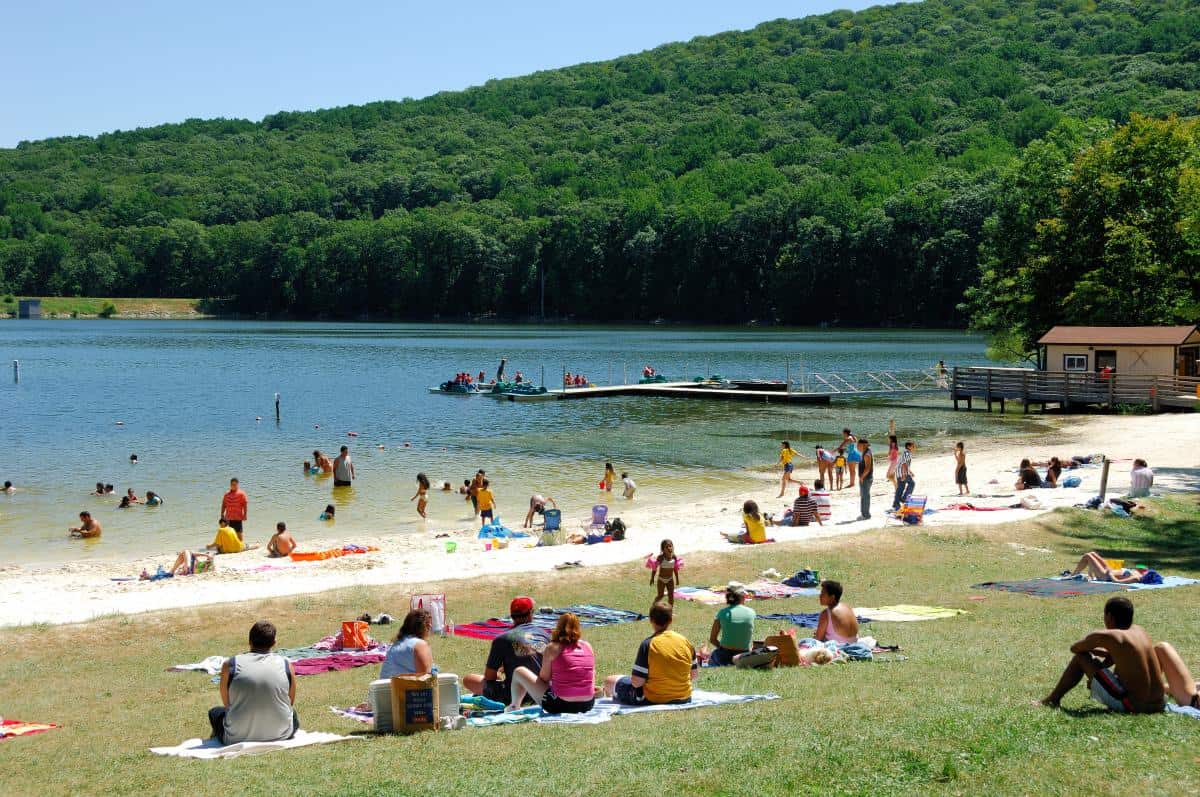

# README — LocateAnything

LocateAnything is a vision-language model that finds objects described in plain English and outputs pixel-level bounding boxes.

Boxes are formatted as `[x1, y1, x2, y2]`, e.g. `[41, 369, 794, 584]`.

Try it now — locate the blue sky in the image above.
[1, 0, 880, 147]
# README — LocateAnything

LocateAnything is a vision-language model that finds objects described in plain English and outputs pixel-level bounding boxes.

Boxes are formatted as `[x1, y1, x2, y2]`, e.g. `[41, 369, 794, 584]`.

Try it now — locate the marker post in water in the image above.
[12, 360, 17, 383]
[275, 393, 281, 424]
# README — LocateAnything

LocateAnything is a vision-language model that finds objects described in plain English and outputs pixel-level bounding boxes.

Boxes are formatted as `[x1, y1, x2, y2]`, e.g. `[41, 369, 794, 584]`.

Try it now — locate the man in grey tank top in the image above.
[208, 620, 299, 744]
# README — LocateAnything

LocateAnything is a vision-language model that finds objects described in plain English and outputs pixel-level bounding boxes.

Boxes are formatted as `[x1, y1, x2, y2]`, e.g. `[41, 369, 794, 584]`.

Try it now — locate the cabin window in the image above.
[1063, 354, 1088, 372]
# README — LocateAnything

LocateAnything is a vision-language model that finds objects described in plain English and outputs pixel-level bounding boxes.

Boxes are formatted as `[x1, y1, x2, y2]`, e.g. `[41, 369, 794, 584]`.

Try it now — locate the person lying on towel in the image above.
[1066, 552, 1149, 584]
[1037, 597, 1164, 714]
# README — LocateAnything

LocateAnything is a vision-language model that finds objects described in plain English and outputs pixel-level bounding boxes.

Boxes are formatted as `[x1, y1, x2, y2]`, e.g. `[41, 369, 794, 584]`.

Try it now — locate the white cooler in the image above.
[369, 673, 460, 732]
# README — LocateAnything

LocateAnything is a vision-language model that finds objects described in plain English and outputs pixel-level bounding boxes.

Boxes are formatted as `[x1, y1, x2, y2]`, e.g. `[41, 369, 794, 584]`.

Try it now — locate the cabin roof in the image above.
[1037, 325, 1199, 346]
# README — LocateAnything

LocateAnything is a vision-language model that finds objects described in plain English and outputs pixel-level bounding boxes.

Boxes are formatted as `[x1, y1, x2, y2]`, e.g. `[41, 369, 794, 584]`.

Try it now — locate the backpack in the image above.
[605, 518, 626, 541]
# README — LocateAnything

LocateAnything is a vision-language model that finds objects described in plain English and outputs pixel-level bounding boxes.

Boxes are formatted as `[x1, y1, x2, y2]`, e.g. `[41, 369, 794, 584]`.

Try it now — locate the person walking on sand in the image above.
[411, 473, 430, 519]
[332, 446, 355, 488]
[856, 439, 873, 521]
[220, 478, 248, 541]
[776, 441, 796, 497]
[891, 441, 915, 512]
[955, 442, 969, 496]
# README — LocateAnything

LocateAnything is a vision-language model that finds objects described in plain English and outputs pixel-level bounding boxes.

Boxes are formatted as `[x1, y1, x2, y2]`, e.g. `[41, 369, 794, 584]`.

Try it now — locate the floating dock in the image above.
[551, 381, 831, 403]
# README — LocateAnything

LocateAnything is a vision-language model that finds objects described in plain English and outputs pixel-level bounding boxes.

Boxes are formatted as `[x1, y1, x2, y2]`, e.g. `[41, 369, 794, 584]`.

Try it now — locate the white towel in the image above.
[150, 730, 361, 759]
[168, 656, 226, 675]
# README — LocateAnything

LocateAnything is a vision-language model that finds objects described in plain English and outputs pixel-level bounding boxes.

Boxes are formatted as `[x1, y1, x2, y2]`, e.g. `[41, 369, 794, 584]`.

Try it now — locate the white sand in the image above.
[1, 413, 1195, 627]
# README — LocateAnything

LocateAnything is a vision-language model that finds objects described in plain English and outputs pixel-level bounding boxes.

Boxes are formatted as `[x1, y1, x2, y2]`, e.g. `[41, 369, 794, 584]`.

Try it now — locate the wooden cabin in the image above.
[1037, 325, 1200, 377]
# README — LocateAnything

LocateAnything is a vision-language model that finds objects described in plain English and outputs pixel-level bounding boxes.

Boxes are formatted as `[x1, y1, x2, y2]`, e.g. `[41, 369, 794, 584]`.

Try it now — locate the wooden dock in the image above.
[552, 382, 831, 403]
[952, 367, 1200, 413]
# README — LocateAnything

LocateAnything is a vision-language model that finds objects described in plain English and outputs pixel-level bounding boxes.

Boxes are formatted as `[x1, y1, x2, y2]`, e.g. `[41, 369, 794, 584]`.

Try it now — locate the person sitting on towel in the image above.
[462, 596, 544, 707]
[706, 582, 755, 667]
[603, 601, 697, 705]
[814, 580, 858, 644]
[1067, 552, 1148, 584]
[723, 500, 767, 544]
[1038, 596, 1165, 713]
[209, 620, 299, 744]
[1015, 459, 1043, 491]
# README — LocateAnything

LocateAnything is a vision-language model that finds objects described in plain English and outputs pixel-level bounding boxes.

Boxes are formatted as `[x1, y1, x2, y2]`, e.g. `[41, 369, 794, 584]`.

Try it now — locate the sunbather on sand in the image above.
[1067, 552, 1145, 584]
[1038, 596, 1165, 713]
[170, 550, 214, 575]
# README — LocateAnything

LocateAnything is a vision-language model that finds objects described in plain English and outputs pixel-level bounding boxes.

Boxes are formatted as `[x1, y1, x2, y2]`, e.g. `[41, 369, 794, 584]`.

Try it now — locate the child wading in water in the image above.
[649, 539, 681, 605]
[603, 462, 616, 492]
[955, 442, 969, 495]
[411, 472, 430, 518]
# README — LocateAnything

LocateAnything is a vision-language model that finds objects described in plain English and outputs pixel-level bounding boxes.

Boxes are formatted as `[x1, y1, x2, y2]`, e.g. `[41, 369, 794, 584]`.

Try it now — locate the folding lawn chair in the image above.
[589, 504, 608, 532]
[543, 508, 562, 532]
[896, 496, 928, 525]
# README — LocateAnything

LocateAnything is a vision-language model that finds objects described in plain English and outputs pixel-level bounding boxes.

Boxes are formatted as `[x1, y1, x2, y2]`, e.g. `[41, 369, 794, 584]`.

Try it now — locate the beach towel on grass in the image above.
[150, 731, 361, 759]
[974, 579, 1132, 598]
[1, 719, 61, 739]
[854, 605, 967, 621]
[1126, 576, 1200, 591]
[677, 582, 818, 605]
[449, 604, 644, 641]
[759, 612, 873, 628]
[171, 648, 385, 677]
[466, 691, 780, 727]
[1167, 704, 1200, 720]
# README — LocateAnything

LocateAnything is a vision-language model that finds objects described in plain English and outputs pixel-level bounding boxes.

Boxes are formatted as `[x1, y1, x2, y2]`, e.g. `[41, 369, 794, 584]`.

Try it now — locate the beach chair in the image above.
[589, 505, 608, 532]
[543, 508, 562, 532]
[896, 496, 928, 525]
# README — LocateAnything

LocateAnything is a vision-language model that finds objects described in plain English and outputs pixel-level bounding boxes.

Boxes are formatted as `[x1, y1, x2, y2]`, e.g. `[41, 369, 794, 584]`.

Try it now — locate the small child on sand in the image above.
[649, 539, 681, 605]
[955, 442, 969, 495]
[411, 473, 430, 518]
[833, 448, 846, 490]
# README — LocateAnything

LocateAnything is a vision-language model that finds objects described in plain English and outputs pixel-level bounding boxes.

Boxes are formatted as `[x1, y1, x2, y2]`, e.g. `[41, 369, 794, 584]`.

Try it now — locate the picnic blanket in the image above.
[292, 652, 386, 675]
[289, 544, 378, 562]
[973, 575, 1199, 598]
[676, 580, 818, 605]
[1, 719, 61, 739]
[1167, 704, 1200, 720]
[331, 691, 779, 729]
[759, 612, 873, 628]
[854, 605, 967, 621]
[149, 730, 361, 759]
[449, 604, 644, 641]
[171, 644, 387, 677]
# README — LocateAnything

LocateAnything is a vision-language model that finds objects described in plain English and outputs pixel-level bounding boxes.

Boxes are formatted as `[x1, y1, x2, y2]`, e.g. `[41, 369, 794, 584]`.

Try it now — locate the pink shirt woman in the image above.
[506, 613, 597, 714]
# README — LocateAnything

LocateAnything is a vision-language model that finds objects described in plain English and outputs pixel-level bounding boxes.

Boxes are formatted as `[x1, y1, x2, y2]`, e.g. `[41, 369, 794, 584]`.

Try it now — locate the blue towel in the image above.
[760, 612, 872, 628]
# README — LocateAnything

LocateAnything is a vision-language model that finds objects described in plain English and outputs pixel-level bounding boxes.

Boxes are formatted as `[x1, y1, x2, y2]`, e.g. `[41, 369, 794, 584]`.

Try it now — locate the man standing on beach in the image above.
[891, 441, 915, 512]
[220, 478, 248, 541]
[856, 439, 873, 521]
[333, 446, 355, 488]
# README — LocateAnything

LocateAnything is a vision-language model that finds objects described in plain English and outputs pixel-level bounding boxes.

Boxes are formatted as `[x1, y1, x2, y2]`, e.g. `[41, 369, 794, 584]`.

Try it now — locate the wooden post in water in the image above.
[786, 361, 791, 395]
[540, 365, 545, 389]
[12, 360, 17, 383]
[1098, 456, 1111, 502]
[608, 363, 612, 386]
[274, 393, 280, 424]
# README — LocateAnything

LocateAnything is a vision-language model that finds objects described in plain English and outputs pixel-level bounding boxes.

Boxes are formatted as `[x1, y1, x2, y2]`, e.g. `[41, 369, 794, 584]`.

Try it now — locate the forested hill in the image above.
[1, 0, 1198, 324]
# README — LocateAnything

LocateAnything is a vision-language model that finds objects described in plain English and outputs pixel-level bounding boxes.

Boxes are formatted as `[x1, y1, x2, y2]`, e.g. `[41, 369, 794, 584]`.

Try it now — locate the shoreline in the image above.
[1, 413, 1196, 628]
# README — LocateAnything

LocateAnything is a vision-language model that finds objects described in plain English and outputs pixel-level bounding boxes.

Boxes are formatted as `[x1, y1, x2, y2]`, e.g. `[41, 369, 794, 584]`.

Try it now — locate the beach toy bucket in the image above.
[445, 541, 457, 553]
[603, 535, 612, 543]
[484, 542, 492, 551]
[1105, 559, 1124, 570]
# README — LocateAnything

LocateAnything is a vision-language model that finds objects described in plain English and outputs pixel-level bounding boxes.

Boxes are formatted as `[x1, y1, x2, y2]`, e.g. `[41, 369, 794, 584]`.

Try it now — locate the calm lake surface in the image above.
[0, 322, 1036, 567]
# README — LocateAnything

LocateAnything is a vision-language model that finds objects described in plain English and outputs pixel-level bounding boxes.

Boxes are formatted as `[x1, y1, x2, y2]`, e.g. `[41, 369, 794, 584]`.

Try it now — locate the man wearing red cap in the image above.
[790, 484, 822, 527]
[463, 596, 545, 706]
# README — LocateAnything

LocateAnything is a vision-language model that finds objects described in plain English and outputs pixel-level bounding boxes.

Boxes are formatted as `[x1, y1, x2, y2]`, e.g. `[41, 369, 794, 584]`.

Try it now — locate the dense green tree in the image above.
[1, 0, 1199, 324]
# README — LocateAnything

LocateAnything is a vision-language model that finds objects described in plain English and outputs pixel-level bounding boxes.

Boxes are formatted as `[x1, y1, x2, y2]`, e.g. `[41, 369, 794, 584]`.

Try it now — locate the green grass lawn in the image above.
[2, 498, 1199, 796]
[2, 297, 204, 318]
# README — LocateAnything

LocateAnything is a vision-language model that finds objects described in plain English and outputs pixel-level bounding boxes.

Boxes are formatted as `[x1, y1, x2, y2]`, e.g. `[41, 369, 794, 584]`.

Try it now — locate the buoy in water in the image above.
[403, 442, 412, 448]
[255, 417, 262, 422]
[348, 431, 359, 437]
[115, 421, 124, 426]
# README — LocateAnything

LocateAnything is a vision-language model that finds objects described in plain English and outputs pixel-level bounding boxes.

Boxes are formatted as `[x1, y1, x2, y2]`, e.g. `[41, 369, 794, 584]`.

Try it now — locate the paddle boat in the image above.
[428, 380, 489, 396]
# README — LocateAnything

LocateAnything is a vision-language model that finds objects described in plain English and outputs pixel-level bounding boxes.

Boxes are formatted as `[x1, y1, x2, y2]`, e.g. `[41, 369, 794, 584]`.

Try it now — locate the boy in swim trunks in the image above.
[1038, 596, 1165, 714]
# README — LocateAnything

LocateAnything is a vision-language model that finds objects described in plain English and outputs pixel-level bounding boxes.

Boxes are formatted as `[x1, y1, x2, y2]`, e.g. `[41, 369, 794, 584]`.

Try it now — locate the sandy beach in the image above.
[1, 413, 1195, 627]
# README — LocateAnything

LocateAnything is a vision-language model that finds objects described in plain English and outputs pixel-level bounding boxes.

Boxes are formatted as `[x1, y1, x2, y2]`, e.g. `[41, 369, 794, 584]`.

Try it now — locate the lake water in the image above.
[0, 322, 1039, 566]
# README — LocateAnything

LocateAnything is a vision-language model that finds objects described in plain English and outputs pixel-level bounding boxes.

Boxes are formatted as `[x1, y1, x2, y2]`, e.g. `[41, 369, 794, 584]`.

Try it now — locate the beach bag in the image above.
[341, 620, 370, 650]
[411, 593, 447, 634]
[734, 645, 779, 670]
[1062, 476, 1082, 488]
[764, 634, 800, 667]
[784, 569, 819, 588]
[1020, 495, 1043, 510]
[606, 518, 626, 541]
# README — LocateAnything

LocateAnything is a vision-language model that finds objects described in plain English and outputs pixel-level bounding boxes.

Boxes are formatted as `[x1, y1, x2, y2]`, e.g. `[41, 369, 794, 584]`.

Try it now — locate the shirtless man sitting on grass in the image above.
[1038, 596, 1165, 714]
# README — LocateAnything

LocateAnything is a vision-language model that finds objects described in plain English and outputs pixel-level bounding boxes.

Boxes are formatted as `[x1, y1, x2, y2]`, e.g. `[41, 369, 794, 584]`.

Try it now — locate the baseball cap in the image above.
[510, 596, 535, 615]
[726, 581, 746, 597]
[798, 485, 810, 495]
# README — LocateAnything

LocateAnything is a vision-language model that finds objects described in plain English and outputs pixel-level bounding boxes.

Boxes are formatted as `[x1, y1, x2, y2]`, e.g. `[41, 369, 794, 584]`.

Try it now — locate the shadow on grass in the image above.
[1048, 496, 1200, 573]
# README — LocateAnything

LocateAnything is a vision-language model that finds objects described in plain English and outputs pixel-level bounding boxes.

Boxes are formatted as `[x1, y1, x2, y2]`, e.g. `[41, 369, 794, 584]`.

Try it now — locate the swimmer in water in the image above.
[70, 511, 102, 538]
[319, 503, 336, 521]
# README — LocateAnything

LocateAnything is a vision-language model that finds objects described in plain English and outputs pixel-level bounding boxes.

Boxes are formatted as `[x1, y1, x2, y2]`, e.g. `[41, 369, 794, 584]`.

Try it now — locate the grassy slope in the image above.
[2, 498, 1199, 796]
[2, 297, 204, 318]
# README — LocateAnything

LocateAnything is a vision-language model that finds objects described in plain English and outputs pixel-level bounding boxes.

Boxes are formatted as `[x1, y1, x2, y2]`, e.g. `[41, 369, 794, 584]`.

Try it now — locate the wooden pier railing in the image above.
[951, 367, 1200, 413]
